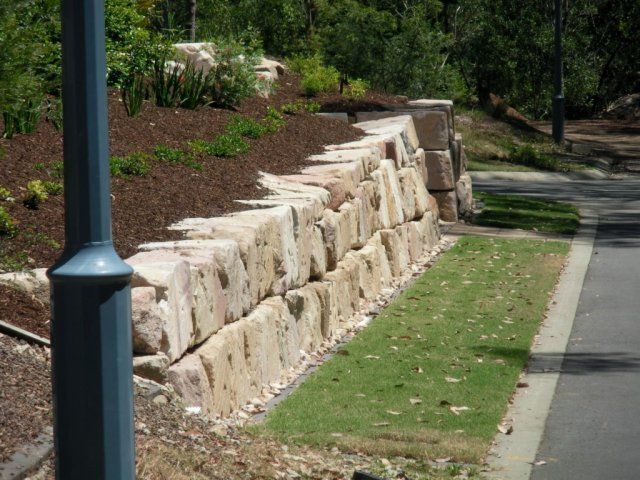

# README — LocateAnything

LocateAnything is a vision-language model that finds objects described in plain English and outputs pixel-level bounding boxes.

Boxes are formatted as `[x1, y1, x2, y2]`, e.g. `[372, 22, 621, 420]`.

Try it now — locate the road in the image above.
[473, 173, 640, 480]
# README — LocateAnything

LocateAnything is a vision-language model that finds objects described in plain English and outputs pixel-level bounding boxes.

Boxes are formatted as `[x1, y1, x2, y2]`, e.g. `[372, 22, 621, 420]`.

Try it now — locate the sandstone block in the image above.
[168, 354, 215, 416]
[279, 173, 350, 211]
[355, 181, 379, 242]
[133, 353, 170, 383]
[323, 258, 360, 325]
[367, 232, 393, 288]
[285, 285, 324, 353]
[0, 268, 50, 305]
[308, 148, 382, 174]
[308, 281, 339, 339]
[241, 304, 283, 391]
[261, 296, 301, 371]
[310, 225, 327, 279]
[425, 150, 455, 190]
[318, 208, 352, 270]
[397, 169, 417, 221]
[412, 148, 428, 186]
[126, 255, 194, 362]
[326, 132, 409, 169]
[456, 173, 473, 216]
[404, 222, 424, 261]
[353, 115, 420, 154]
[428, 194, 440, 220]
[346, 245, 383, 300]
[258, 172, 331, 209]
[378, 160, 405, 227]
[431, 190, 459, 222]
[380, 229, 409, 277]
[131, 287, 164, 354]
[369, 107, 451, 151]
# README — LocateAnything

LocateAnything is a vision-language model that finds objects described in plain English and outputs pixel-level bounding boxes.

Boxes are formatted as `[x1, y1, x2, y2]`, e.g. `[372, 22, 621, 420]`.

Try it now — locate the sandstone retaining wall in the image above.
[0, 103, 472, 419]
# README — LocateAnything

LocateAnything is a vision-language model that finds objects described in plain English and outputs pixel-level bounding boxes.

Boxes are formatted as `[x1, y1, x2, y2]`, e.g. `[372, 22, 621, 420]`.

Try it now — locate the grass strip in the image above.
[262, 236, 569, 463]
[474, 192, 580, 235]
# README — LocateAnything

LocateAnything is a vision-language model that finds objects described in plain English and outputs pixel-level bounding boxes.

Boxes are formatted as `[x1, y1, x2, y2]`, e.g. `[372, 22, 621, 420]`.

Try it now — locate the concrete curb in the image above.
[0, 428, 53, 480]
[484, 209, 598, 480]
[469, 171, 609, 182]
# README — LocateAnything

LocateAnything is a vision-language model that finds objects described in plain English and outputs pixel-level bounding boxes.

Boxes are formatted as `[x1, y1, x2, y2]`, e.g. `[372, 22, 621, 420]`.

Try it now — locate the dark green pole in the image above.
[552, 0, 565, 144]
[47, 0, 135, 478]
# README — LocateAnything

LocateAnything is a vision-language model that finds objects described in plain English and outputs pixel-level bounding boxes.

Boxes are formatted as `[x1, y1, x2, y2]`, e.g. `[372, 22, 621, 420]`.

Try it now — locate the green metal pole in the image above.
[47, 0, 135, 478]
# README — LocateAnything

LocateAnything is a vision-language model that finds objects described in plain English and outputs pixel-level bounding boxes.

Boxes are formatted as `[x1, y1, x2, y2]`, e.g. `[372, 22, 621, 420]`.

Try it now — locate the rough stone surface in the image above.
[308, 148, 382, 174]
[127, 253, 194, 362]
[353, 115, 420, 154]
[424, 150, 455, 190]
[319, 208, 353, 270]
[167, 353, 215, 416]
[131, 286, 164, 354]
[456, 173, 474, 216]
[308, 281, 339, 339]
[0, 269, 49, 305]
[379, 160, 406, 227]
[133, 353, 170, 383]
[364, 109, 450, 151]
[380, 229, 409, 277]
[431, 190, 459, 222]
[285, 285, 324, 353]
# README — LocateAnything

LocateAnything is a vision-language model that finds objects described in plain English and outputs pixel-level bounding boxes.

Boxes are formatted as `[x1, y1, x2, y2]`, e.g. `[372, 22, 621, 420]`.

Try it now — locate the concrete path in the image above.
[471, 172, 640, 480]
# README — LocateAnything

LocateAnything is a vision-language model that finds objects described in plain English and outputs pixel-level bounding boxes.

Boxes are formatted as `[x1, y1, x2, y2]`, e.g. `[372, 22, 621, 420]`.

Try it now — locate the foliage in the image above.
[45, 97, 63, 131]
[23, 180, 48, 209]
[50, 161, 64, 178]
[179, 60, 213, 109]
[188, 135, 249, 157]
[263, 106, 286, 133]
[2, 96, 43, 139]
[153, 145, 202, 170]
[0, 207, 16, 237]
[205, 40, 260, 108]
[507, 145, 559, 171]
[343, 78, 369, 100]
[151, 55, 184, 107]
[289, 55, 339, 96]
[110, 152, 151, 177]
[122, 73, 147, 117]
[280, 101, 321, 115]
[226, 115, 268, 139]
[0, 187, 11, 201]
[42, 180, 63, 196]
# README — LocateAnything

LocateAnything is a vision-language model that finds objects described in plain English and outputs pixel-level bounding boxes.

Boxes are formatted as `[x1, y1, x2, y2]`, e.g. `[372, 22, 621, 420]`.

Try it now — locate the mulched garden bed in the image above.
[0, 74, 404, 337]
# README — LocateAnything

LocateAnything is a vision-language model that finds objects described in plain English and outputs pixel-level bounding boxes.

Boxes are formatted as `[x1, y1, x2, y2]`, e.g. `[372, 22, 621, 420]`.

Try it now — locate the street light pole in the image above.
[552, 0, 565, 144]
[47, 0, 135, 478]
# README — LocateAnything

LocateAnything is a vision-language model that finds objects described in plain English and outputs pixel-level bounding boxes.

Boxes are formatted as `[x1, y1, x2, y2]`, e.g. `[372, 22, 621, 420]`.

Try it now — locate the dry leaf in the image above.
[409, 398, 422, 405]
[533, 460, 547, 466]
[386, 410, 402, 415]
[498, 424, 514, 435]
[445, 377, 461, 383]
[449, 406, 470, 415]
[516, 382, 529, 388]
[365, 355, 380, 360]
[373, 422, 390, 427]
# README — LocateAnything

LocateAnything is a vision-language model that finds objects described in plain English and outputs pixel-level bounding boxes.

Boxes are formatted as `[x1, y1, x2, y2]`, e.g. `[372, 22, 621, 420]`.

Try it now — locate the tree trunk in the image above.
[186, 0, 196, 42]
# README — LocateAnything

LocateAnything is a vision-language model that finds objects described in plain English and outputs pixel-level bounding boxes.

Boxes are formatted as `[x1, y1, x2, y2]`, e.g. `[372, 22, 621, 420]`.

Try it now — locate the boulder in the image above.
[368, 107, 451, 151]
[126, 254, 194, 363]
[310, 225, 327, 279]
[355, 181, 379, 242]
[378, 160, 406, 227]
[412, 148, 428, 186]
[353, 115, 420, 154]
[424, 150, 455, 191]
[367, 232, 393, 288]
[167, 354, 215, 416]
[323, 259, 360, 325]
[404, 222, 424, 261]
[0, 268, 50, 305]
[318, 208, 353, 270]
[346, 245, 383, 301]
[141, 239, 251, 324]
[380, 229, 409, 277]
[307, 147, 382, 174]
[285, 285, 324, 353]
[131, 287, 164, 354]
[326, 132, 410, 169]
[261, 296, 301, 371]
[431, 190, 459, 222]
[279, 173, 350, 211]
[133, 353, 170, 383]
[258, 172, 331, 209]
[241, 304, 284, 391]
[308, 281, 339, 339]
[301, 161, 365, 200]
[428, 195, 440, 220]
[456, 173, 474, 216]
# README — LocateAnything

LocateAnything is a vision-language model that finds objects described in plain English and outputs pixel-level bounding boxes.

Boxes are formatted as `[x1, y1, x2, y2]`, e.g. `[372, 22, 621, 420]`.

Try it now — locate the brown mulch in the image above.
[0, 335, 52, 462]
[0, 285, 50, 338]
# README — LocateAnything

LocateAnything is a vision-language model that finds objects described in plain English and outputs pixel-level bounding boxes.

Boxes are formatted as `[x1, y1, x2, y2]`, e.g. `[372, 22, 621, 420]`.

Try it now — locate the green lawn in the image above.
[261, 236, 569, 464]
[474, 192, 580, 235]
[467, 159, 538, 172]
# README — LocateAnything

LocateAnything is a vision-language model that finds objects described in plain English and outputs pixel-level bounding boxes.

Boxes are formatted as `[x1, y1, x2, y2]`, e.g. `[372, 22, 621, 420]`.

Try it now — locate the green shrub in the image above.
[45, 97, 63, 131]
[179, 60, 213, 110]
[110, 152, 151, 177]
[263, 106, 286, 133]
[151, 55, 183, 107]
[343, 78, 368, 99]
[509, 145, 559, 171]
[2, 95, 43, 139]
[0, 206, 16, 236]
[153, 145, 202, 170]
[205, 40, 260, 108]
[226, 115, 268, 138]
[43, 181, 63, 196]
[23, 180, 48, 209]
[51, 161, 64, 178]
[0, 187, 11, 201]
[188, 135, 249, 157]
[280, 101, 321, 114]
[122, 73, 147, 117]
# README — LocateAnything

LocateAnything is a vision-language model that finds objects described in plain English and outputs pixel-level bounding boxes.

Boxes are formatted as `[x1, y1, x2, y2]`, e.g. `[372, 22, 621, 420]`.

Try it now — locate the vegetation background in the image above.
[0, 0, 638, 128]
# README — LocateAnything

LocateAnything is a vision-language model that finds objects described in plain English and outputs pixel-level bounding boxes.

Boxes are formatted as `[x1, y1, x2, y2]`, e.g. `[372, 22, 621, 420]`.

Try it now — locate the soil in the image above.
[0, 285, 50, 338]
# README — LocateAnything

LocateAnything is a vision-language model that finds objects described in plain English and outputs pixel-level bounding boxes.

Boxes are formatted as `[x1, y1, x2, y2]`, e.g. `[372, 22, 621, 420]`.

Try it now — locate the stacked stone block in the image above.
[355, 100, 473, 221]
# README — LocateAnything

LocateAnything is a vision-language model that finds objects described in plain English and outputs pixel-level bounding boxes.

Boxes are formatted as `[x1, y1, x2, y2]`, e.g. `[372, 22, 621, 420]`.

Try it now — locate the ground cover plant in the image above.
[262, 236, 569, 463]
[473, 192, 580, 235]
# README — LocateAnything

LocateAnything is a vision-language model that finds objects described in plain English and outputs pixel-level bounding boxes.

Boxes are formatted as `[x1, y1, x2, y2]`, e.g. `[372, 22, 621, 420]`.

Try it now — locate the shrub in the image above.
[43, 181, 63, 196]
[45, 97, 63, 131]
[0, 187, 11, 201]
[179, 60, 213, 110]
[204, 40, 260, 108]
[280, 101, 321, 114]
[188, 135, 249, 157]
[226, 115, 268, 138]
[153, 145, 202, 170]
[151, 55, 183, 107]
[51, 160, 64, 178]
[122, 73, 147, 117]
[290, 55, 339, 96]
[2, 94, 43, 139]
[263, 106, 286, 133]
[343, 78, 368, 99]
[23, 180, 48, 209]
[0, 206, 16, 236]
[110, 152, 151, 177]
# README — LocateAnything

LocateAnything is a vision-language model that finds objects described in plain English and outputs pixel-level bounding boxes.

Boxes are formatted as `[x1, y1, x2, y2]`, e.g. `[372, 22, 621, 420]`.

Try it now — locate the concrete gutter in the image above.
[484, 209, 598, 480]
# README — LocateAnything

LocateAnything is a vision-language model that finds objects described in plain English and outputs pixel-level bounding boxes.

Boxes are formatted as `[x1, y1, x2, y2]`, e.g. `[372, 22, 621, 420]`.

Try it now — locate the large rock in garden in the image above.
[355, 181, 380, 242]
[260, 296, 301, 371]
[308, 281, 339, 339]
[424, 150, 455, 191]
[168, 354, 215, 416]
[345, 244, 384, 301]
[131, 286, 164, 354]
[308, 148, 382, 174]
[326, 132, 410, 169]
[378, 160, 406, 227]
[379, 229, 409, 277]
[431, 190, 459, 222]
[353, 115, 420, 155]
[140, 239, 251, 325]
[258, 172, 331, 210]
[280, 172, 351, 211]
[285, 285, 324, 353]
[133, 353, 170, 383]
[0, 268, 50, 305]
[323, 258, 360, 326]
[456, 173, 474, 216]
[367, 232, 394, 289]
[318, 207, 354, 270]
[126, 254, 194, 363]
